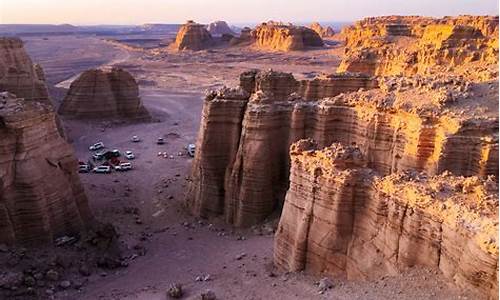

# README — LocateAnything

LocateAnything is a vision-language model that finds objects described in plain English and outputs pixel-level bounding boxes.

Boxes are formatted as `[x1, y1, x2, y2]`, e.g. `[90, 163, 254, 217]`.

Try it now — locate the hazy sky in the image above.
[1, 0, 498, 25]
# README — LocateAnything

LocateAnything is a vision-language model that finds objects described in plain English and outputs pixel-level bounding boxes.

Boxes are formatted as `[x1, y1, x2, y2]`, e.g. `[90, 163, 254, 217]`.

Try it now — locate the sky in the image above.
[0, 0, 498, 25]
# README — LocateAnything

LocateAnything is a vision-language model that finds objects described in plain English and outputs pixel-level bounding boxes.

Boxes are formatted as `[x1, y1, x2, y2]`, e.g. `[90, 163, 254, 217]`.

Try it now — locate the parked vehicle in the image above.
[125, 151, 135, 159]
[157, 137, 165, 145]
[115, 162, 132, 171]
[93, 151, 105, 160]
[131, 136, 141, 142]
[78, 164, 90, 173]
[187, 144, 196, 157]
[93, 165, 111, 173]
[89, 142, 104, 151]
[103, 149, 121, 160]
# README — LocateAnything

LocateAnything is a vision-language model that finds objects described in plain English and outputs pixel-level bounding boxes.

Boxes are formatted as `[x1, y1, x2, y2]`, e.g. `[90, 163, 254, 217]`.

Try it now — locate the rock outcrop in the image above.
[0, 37, 51, 106]
[173, 21, 213, 51]
[275, 140, 498, 298]
[207, 21, 235, 36]
[0, 92, 92, 245]
[58, 67, 150, 120]
[338, 16, 499, 78]
[186, 70, 498, 227]
[251, 22, 324, 51]
[310, 22, 335, 38]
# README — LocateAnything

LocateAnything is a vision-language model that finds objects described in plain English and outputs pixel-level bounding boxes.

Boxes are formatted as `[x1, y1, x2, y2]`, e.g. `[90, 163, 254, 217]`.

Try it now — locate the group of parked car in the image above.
[78, 136, 196, 174]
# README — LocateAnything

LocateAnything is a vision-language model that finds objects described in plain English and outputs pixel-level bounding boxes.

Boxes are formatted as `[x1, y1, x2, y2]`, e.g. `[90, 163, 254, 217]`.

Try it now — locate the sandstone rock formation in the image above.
[310, 22, 335, 38]
[0, 37, 51, 106]
[229, 27, 253, 46]
[173, 21, 213, 51]
[251, 22, 324, 51]
[207, 21, 235, 36]
[275, 140, 498, 298]
[58, 67, 150, 120]
[0, 92, 92, 245]
[338, 16, 499, 78]
[186, 69, 498, 227]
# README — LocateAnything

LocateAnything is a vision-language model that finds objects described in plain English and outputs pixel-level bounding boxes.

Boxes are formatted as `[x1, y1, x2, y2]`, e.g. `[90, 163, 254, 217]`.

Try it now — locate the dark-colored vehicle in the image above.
[103, 149, 121, 160]
[157, 137, 165, 145]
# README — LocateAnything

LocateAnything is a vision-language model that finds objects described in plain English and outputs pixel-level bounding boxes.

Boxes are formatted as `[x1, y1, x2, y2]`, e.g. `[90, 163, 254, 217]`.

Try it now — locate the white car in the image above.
[78, 164, 90, 173]
[93, 165, 111, 173]
[89, 142, 104, 151]
[187, 144, 196, 157]
[125, 151, 135, 159]
[115, 162, 132, 171]
[131, 136, 141, 142]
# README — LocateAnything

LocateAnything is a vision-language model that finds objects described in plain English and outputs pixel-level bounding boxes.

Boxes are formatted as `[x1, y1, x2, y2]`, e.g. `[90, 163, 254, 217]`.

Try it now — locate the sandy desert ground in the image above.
[17, 34, 480, 300]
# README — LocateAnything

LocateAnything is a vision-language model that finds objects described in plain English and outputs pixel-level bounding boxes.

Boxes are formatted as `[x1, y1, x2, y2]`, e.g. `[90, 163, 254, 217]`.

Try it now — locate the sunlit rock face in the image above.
[173, 21, 214, 51]
[0, 37, 51, 106]
[310, 22, 335, 38]
[58, 67, 150, 120]
[251, 21, 324, 51]
[338, 16, 499, 79]
[275, 139, 498, 299]
[0, 92, 92, 246]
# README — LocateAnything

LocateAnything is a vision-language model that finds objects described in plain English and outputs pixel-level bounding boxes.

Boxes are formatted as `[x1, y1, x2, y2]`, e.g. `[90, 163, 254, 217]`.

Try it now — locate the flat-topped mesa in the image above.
[275, 139, 499, 298]
[173, 20, 214, 51]
[251, 21, 324, 51]
[339, 16, 499, 79]
[186, 69, 497, 227]
[0, 37, 51, 106]
[207, 20, 235, 36]
[309, 22, 335, 38]
[0, 92, 92, 246]
[58, 67, 150, 120]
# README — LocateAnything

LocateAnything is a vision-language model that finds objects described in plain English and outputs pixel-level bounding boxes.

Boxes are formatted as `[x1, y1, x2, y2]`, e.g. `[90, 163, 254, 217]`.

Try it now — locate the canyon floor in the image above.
[19, 35, 480, 300]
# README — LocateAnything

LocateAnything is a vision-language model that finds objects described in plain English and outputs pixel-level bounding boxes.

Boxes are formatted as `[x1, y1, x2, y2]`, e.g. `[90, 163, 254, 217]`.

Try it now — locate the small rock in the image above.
[45, 269, 59, 281]
[23, 276, 36, 287]
[235, 253, 246, 260]
[79, 265, 91, 277]
[201, 289, 216, 300]
[59, 280, 71, 289]
[318, 277, 333, 293]
[0, 243, 8, 252]
[167, 283, 183, 298]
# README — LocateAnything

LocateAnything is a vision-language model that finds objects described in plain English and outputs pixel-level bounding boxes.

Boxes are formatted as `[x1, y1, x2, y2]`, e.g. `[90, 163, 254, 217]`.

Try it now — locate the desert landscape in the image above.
[0, 2, 498, 300]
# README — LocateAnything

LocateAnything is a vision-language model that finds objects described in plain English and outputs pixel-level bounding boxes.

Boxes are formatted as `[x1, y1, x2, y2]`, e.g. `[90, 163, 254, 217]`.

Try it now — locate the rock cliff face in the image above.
[338, 16, 499, 78]
[275, 140, 498, 298]
[186, 70, 498, 228]
[207, 21, 235, 36]
[310, 22, 335, 38]
[173, 21, 213, 51]
[0, 37, 50, 106]
[0, 92, 92, 245]
[58, 67, 150, 120]
[251, 22, 324, 51]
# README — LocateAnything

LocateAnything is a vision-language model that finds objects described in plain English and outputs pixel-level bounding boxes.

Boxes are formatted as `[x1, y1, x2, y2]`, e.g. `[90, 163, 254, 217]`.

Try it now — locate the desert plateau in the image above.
[0, 1, 499, 300]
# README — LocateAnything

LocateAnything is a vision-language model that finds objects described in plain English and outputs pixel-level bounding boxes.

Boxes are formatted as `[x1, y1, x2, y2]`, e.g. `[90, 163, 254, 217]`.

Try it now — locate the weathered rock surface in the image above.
[0, 37, 50, 106]
[207, 21, 235, 36]
[251, 21, 324, 51]
[186, 70, 498, 227]
[338, 16, 499, 78]
[0, 92, 92, 245]
[310, 22, 335, 38]
[173, 21, 213, 51]
[275, 140, 498, 298]
[58, 67, 150, 120]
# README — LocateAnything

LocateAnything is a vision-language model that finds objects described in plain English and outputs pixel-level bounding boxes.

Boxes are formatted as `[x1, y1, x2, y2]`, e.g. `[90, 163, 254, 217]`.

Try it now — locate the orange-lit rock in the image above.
[275, 139, 498, 298]
[251, 21, 324, 51]
[58, 67, 150, 120]
[310, 22, 335, 38]
[173, 20, 213, 51]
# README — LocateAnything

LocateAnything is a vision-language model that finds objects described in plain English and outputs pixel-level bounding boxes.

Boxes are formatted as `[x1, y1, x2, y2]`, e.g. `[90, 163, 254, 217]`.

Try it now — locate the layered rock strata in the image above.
[274, 139, 498, 298]
[310, 22, 335, 38]
[251, 22, 324, 51]
[58, 67, 150, 120]
[0, 92, 92, 245]
[173, 21, 213, 51]
[207, 21, 235, 36]
[339, 16, 499, 78]
[0, 37, 51, 106]
[186, 70, 497, 227]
